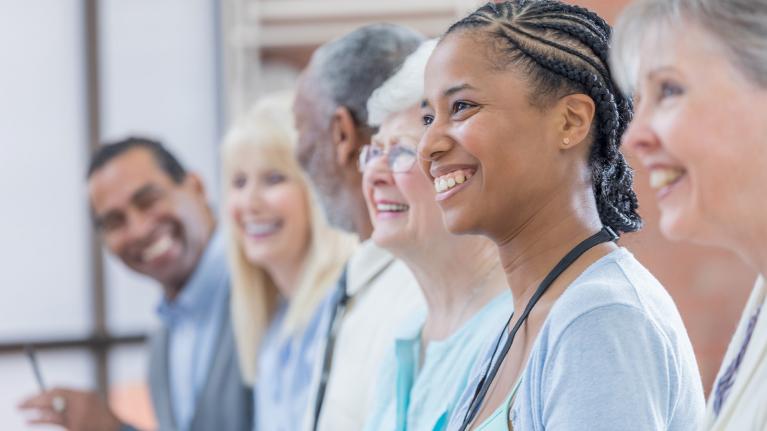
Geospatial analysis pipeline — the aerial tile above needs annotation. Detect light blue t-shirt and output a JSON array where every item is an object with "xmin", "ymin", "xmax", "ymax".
[
  {"xmin": 254, "ymin": 297, "xmax": 327, "ymax": 431},
  {"xmin": 363, "ymin": 291, "xmax": 513, "ymax": 431},
  {"xmin": 447, "ymin": 248, "xmax": 706, "ymax": 430}
]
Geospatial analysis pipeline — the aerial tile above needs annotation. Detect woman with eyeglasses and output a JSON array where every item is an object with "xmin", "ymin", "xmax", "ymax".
[
  {"xmin": 613, "ymin": 0, "xmax": 767, "ymax": 429},
  {"xmin": 358, "ymin": 40, "xmax": 512, "ymax": 431},
  {"xmin": 418, "ymin": 1, "xmax": 704, "ymax": 430}
]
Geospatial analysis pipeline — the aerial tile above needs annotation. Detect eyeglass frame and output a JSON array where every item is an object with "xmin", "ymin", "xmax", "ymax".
[{"xmin": 357, "ymin": 139, "xmax": 419, "ymax": 173}]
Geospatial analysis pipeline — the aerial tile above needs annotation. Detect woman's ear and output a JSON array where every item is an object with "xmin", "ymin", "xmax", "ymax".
[
  {"xmin": 558, "ymin": 93, "xmax": 596, "ymax": 150},
  {"xmin": 330, "ymin": 106, "xmax": 361, "ymax": 168}
]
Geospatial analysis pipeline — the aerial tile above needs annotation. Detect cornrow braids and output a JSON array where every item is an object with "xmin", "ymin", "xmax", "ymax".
[{"xmin": 446, "ymin": 0, "xmax": 641, "ymax": 234}]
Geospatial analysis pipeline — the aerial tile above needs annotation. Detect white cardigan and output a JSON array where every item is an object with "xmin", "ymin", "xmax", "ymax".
[{"xmin": 704, "ymin": 276, "xmax": 767, "ymax": 430}]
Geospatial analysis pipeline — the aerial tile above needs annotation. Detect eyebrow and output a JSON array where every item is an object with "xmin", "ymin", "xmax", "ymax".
[
  {"xmin": 444, "ymin": 83, "xmax": 476, "ymax": 97},
  {"xmin": 131, "ymin": 183, "xmax": 160, "ymax": 204},
  {"xmin": 646, "ymin": 65, "xmax": 676, "ymax": 81},
  {"xmin": 421, "ymin": 83, "xmax": 478, "ymax": 109}
]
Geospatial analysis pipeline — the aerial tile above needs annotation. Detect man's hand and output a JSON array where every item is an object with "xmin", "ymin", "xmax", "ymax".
[{"xmin": 18, "ymin": 388, "xmax": 124, "ymax": 431}]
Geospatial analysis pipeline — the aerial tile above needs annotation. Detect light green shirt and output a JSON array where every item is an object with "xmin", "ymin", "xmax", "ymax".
[{"xmin": 363, "ymin": 292, "xmax": 512, "ymax": 431}]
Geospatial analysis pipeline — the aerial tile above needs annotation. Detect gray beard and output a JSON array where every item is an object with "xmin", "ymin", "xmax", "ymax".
[{"xmin": 316, "ymin": 187, "xmax": 357, "ymax": 234}]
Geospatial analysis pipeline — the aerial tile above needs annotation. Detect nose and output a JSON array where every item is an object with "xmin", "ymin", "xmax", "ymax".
[
  {"xmin": 418, "ymin": 122, "xmax": 452, "ymax": 176},
  {"xmin": 622, "ymin": 99, "xmax": 660, "ymax": 157},
  {"xmin": 622, "ymin": 108, "xmax": 660, "ymax": 159},
  {"xmin": 125, "ymin": 206, "xmax": 155, "ymax": 242},
  {"xmin": 364, "ymin": 154, "xmax": 395, "ymax": 187},
  {"xmin": 241, "ymin": 182, "xmax": 268, "ymax": 212}
]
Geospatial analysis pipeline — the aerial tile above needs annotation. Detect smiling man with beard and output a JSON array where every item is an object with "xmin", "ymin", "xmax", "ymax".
[{"xmin": 20, "ymin": 137, "xmax": 252, "ymax": 431}]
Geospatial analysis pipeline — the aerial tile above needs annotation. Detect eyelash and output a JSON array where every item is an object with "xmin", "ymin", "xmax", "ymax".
[
  {"xmin": 659, "ymin": 81, "xmax": 684, "ymax": 101},
  {"xmin": 232, "ymin": 174, "xmax": 247, "ymax": 189},
  {"xmin": 422, "ymin": 100, "xmax": 476, "ymax": 126},
  {"xmin": 264, "ymin": 172, "xmax": 286, "ymax": 185},
  {"xmin": 451, "ymin": 101, "xmax": 474, "ymax": 114}
]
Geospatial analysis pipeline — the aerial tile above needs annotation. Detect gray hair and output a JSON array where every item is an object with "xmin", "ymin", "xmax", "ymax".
[
  {"xmin": 611, "ymin": 0, "xmax": 767, "ymax": 94},
  {"xmin": 308, "ymin": 23, "xmax": 425, "ymax": 125},
  {"xmin": 367, "ymin": 39, "xmax": 438, "ymax": 127}
]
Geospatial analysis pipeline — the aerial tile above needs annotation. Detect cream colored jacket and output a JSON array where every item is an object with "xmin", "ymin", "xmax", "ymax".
[
  {"xmin": 303, "ymin": 240, "xmax": 424, "ymax": 431},
  {"xmin": 704, "ymin": 277, "xmax": 767, "ymax": 430}
]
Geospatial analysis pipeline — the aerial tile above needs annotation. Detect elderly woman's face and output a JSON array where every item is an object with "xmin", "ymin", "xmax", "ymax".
[
  {"xmin": 362, "ymin": 105, "xmax": 443, "ymax": 251},
  {"xmin": 623, "ymin": 24, "xmax": 767, "ymax": 246}
]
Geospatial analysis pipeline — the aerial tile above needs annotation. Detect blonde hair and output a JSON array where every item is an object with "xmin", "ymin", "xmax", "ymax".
[
  {"xmin": 221, "ymin": 91, "xmax": 357, "ymax": 384},
  {"xmin": 611, "ymin": 0, "xmax": 767, "ymax": 95}
]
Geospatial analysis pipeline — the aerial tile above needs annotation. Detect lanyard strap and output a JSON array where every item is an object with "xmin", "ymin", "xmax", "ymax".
[
  {"xmin": 459, "ymin": 226, "xmax": 618, "ymax": 430},
  {"xmin": 311, "ymin": 265, "xmax": 349, "ymax": 431}
]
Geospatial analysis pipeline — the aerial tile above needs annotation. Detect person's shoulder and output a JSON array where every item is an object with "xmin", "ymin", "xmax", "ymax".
[{"xmin": 544, "ymin": 248, "xmax": 666, "ymax": 337}]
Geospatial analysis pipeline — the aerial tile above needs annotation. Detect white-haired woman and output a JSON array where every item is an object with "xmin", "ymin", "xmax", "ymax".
[
  {"xmin": 221, "ymin": 92, "xmax": 357, "ymax": 431},
  {"xmin": 613, "ymin": 1, "xmax": 767, "ymax": 429},
  {"xmin": 360, "ymin": 40, "xmax": 512, "ymax": 431}
]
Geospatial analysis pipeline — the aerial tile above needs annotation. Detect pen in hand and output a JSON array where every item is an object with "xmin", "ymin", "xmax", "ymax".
[{"xmin": 25, "ymin": 345, "xmax": 47, "ymax": 393}]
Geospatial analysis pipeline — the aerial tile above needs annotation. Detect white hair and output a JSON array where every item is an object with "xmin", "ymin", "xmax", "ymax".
[
  {"xmin": 611, "ymin": 0, "xmax": 767, "ymax": 94},
  {"xmin": 367, "ymin": 39, "xmax": 438, "ymax": 127}
]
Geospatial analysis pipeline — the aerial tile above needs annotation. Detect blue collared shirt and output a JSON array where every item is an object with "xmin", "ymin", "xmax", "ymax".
[
  {"xmin": 156, "ymin": 229, "xmax": 229, "ymax": 431},
  {"xmin": 254, "ymin": 297, "xmax": 328, "ymax": 431}
]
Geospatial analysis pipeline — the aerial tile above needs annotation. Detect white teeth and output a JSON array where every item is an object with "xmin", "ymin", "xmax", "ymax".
[
  {"xmin": 142, "ymin": 235, "xmax": 173, "ymax": 262},
  {"xmin": 245, "ymin": 221, "xmax": 280, "ymax": 236},
  {"xmin": 434, "ymin": 171, "xmax": 471, "ymax": 193},
  {"xmin": 649, "ymin": 168, "xmax": 684, "ymax": 190},
  {"xmin": 376, "ymin": 203, "xmax": 409, "ymax": 212}
]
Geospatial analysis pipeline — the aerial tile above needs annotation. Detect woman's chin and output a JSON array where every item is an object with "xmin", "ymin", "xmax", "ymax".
[
  {"xmin": 659, "ymin": 210, "xmax": 698, "ymax": 244},
  {"xmin": 371, "ymin": 229, "xmax": 406, "ymax": 251},
  {"xmin": 442, "ymin": 209, "xmax": 477, "ymax": 236}
]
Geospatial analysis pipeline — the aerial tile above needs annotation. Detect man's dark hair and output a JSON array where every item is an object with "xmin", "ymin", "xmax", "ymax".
[
  {"xmin": 446, "ymin": 0, "xmax": 642, "ymax": 235},
  {"xmin": 87, "ymin": 136, "xmax": 187, "ymax": 183}
]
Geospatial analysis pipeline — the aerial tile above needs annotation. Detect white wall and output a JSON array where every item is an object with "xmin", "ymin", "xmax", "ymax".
[
  {"xmin": 0, "ymin": 1, "xmax": 91, "ymax": 340},
  {"xmin": 0, "ymin": 0, "xmax": 222, "ymax": 428}
]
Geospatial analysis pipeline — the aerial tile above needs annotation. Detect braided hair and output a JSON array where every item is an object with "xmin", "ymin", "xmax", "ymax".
[{"xmin": 446, "ymin": 0, "xmax": 641, "ymax": 234}]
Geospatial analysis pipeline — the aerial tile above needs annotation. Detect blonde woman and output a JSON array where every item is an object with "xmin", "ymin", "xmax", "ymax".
[
  {"xmin": 613, "ymin": 0, "xmax": 767, "ymax": 428},
  {"xmin": 221, "ymin": 92, "xmax": 357, "ymax": 431}
]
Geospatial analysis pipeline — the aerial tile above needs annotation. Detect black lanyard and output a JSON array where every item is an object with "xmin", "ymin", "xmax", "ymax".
[
  {"xmin": 459, "ymin": 226, "xmax": 618, "ymax": 430},
  {"xmin": 311, "ymin": 265, "xmax": 349, "ymax": 431}
]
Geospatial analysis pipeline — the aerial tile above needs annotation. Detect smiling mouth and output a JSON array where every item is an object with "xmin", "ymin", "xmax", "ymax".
[
  {"xmin": 649, "ymin": 167, "xmax": 685, "ymax": 190},
  {"xmin": 244, "ymin": 221, "xmax": 282, "ymax": 237},
  {"xmin": 433, "ymin": 169, "xmax": 475, "ymax": 193},
  {"xmin": 141, "ymin": 234, "xmax": 174, "ymax": 263},
  {"xmin": 376, "ymin": 202, "xmax": 409, "ymax": 213}
]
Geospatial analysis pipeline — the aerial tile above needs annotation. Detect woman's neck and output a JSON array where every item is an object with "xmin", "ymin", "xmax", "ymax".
[
  {"xmin": 263, "ymin": 249, "xmax": 309, "ymax": 301},
  {"xmin": 396, "ymin": 234, "xmax": 507, "ymax": 341},
  {"xmin": 728, "ymin": 221, "xmax": 767, "ymax": 283},
  {"xmin": 496, "ymin": 190, "xmax": 606, "ymax": 315}
]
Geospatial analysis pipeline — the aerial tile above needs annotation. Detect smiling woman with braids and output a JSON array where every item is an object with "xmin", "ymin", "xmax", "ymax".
[{"xmin": 418, "ymin": 1, "xmax": 705, "ymax": 430}]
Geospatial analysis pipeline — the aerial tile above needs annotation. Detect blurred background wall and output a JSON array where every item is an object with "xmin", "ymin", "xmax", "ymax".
[{"xmin": 0, "ymin": 0, "xmax": 754, "ymax": 429}]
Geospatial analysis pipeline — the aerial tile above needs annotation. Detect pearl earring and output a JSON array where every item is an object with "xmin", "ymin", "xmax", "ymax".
[{"xmin": 563, "ymin": 137, "xmax": 571, "ymax": 145}]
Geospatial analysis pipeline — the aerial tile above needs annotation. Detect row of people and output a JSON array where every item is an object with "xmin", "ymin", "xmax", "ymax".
[{"xmin": 20, "ymin": 0, "xmax": 767, "ymax": 430}]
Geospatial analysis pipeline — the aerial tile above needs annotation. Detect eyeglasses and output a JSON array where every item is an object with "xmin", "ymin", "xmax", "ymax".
[{"xmin": 358, "ymin": 142, "xmax": 418, "ymax": 173}]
